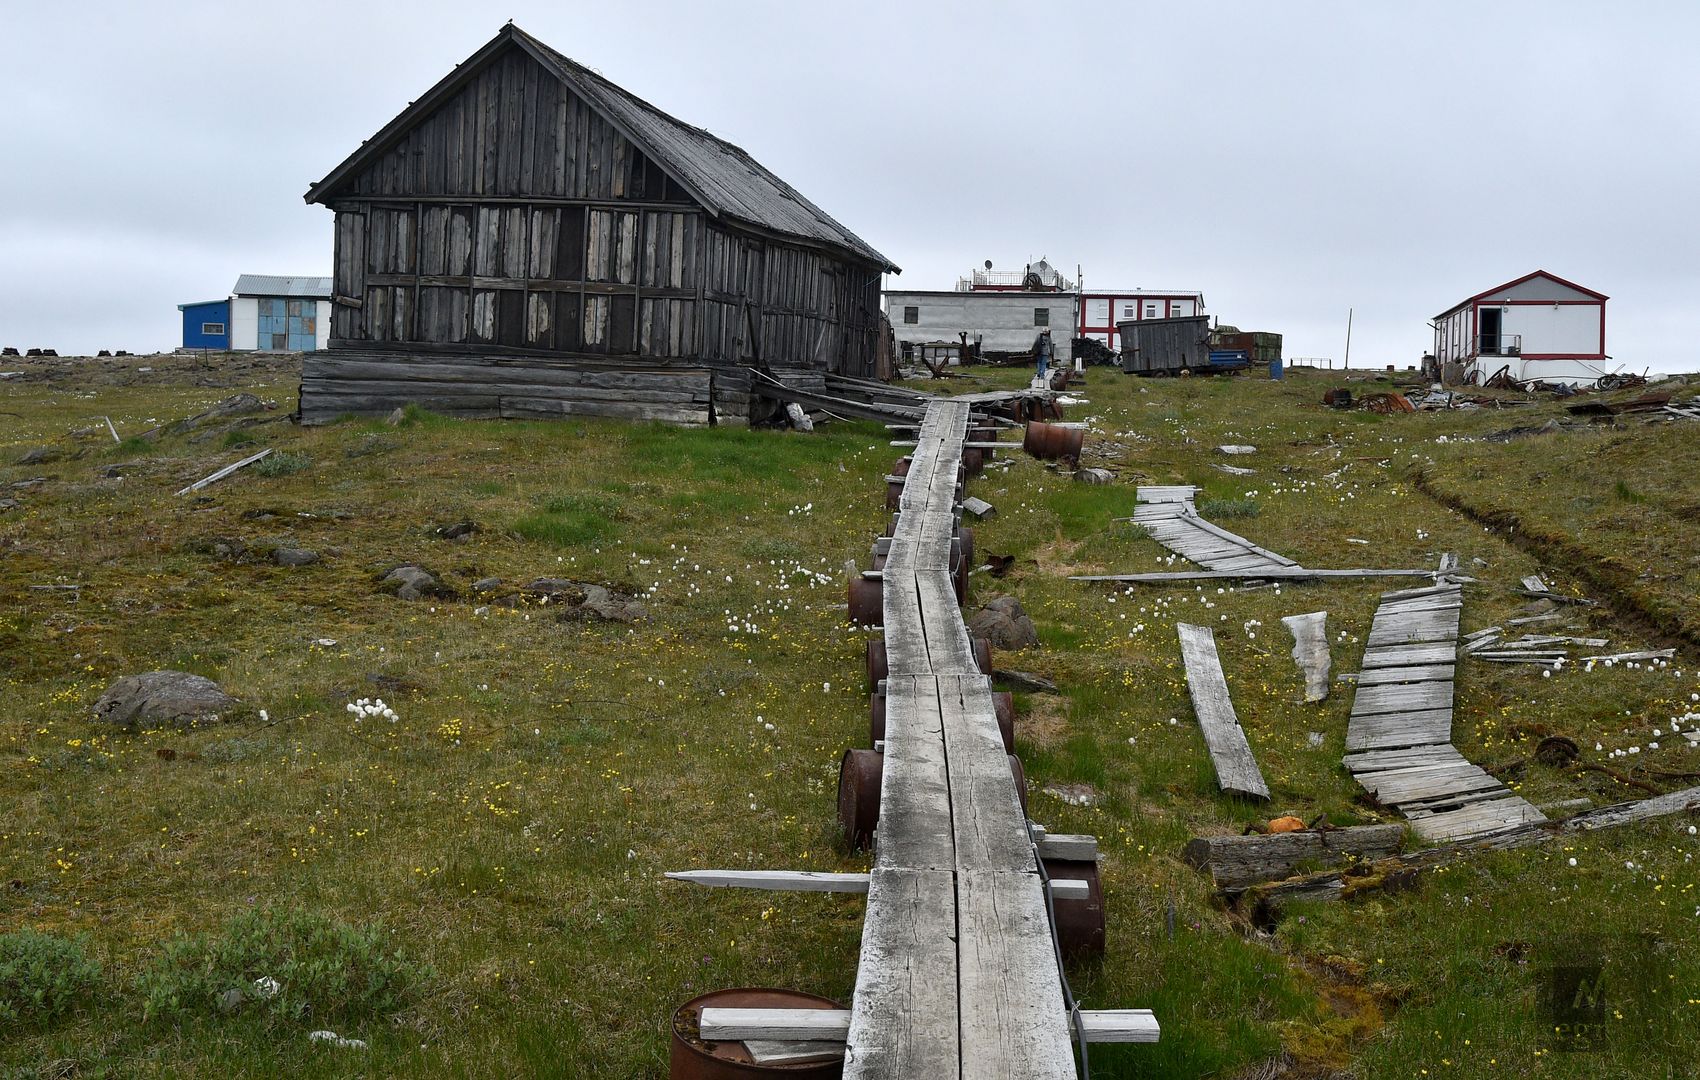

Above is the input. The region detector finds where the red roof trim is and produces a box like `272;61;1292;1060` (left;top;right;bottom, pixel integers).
1434;270;1609;319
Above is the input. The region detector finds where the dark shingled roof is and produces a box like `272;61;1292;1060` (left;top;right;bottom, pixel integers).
307;24;896;273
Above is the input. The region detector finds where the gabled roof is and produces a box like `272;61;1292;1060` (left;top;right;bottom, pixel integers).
1436;270;1607;319
305;24;897;272
233;275;333;299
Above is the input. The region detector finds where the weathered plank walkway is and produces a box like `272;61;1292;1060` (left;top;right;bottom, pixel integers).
1130;486;1298;573
849;397;1083;1078
1343;583;1545;841
1176;623;1270;800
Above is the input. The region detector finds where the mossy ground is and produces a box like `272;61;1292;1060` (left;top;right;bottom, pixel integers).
2;355;1698;1077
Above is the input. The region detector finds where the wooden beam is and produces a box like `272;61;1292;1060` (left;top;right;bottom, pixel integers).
1176;623;1270;801
1072;568;1437;583
175;449;272;496
703;1006;1159;1045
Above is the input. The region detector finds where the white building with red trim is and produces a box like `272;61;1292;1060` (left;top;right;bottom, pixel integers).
1077;289;1206;349
1433;271;1609;385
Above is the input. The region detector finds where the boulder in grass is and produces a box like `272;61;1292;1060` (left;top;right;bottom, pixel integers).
94;671;239;731
968;595;1041;650
381;565;446;601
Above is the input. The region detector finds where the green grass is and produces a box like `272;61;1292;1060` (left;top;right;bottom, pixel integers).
2;356;1698;1077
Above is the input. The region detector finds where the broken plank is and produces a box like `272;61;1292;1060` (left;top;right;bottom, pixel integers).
1176;623;1270;800
1282;611;1331;703
1182;823;1408;890
175;448;272;496
1072;568;1437;583
841;868;960;1077
665;870;870;893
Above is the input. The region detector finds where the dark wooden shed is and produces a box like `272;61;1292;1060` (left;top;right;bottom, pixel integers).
300;23;897;425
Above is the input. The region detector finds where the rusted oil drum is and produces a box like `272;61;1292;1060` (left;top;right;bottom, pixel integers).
1049;367;1072;391
880;514;898;538
971;636;993;676
871;692;1010;753
892;456;912;477
885;479;905;510
955;526;975;572
1008;754;1029;814
870;553;887;572
1022;421;1084;461
837;748;883;850
962;446;984;476
865;639;888;687
993;692;1015;750
671;987;845;1079
1042;858;1107;959
847;575;882;627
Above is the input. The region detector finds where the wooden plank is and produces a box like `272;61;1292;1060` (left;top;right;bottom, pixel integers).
956;870;1077;1080
175;449;273;496
1342;746;1465;773
916;570;979;675
876;676;954;872
841;868;960;1078
1408;796;1546;842
1176;623;1271;800
1357;763;1502;805
1034;834;1098;862
1359;643;1458;668
1350;681;1455;717
745;1041;843;1066
1078;1010;1161;1044
1352;664;1456;687
881;573;931;676
704;1008;852;1041
1364;608;1459;647
665;870;870;893
1072;568;1437;583
1343;709;1453;751
939;675;1035;872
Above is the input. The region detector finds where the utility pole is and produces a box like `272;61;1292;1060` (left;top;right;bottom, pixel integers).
1343;307;1354;370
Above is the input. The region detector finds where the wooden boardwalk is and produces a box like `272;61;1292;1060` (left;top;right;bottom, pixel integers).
1130;486;1298;573
849;398;1081;1078
1343;584;1546;841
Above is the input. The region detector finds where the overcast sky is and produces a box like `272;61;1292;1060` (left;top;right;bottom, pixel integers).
3;1;1695;371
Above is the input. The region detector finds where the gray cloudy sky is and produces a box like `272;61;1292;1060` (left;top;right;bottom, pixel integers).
4;1;1695;371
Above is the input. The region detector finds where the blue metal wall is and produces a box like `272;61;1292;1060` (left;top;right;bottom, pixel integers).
180;301;231;349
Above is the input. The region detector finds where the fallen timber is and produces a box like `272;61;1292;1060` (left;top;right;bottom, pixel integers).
1072;568;1439;583
1175;623;1270;800
1245;784;1700;911
669;397;1153;1076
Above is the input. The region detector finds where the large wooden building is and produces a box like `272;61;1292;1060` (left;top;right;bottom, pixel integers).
300;23;897;424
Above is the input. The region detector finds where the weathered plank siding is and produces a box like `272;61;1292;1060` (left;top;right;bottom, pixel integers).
305;31;889;424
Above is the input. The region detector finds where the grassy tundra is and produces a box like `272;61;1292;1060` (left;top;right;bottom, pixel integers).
2;353;1698;1078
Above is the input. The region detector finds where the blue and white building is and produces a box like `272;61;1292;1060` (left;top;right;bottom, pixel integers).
178;275;333;351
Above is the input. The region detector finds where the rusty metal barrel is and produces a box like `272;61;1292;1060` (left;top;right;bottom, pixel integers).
1042;857;1107;959
972;636;993;676
955;526;975;573
865;638;887;688
837;748;883;849
671;987;845;1078
1022;421;1083;461
1049;367;1072;391
847;574;882;627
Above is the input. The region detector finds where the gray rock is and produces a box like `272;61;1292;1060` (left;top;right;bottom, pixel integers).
434;520;477;541
522;577;584;600
94;671;239;731
1074;467;1114;485
382;565;441;601
16;446;61;465
969;594;1040;649
575;584;647;623
472;577;502;594
272;547;320;567
0;498;18;512
385;408;406;426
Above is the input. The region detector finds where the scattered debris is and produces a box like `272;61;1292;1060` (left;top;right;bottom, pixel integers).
1216;444;1257;455
307;1030;368;1050
1211;463;1255;476
1358;392;1414;414
93;671;239;731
